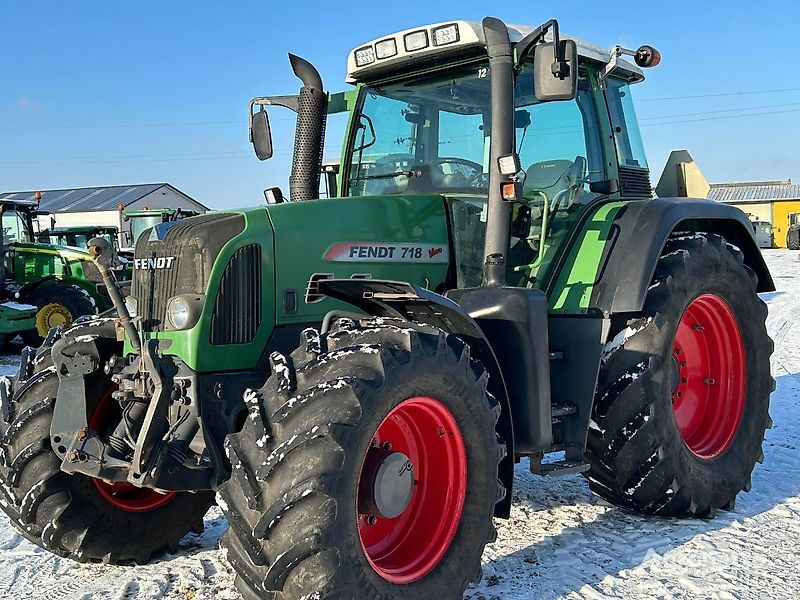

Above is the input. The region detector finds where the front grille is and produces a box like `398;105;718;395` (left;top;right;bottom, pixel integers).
211;244;262;345
619;166;653;198
133;213;245;332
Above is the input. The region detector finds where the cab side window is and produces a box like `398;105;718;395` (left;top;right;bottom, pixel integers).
605;79;648;169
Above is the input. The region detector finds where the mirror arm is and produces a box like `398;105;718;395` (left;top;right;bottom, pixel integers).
248;95;300;142
250;95;299;113
514;18;567;75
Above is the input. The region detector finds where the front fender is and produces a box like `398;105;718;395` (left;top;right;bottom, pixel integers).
591;197;774;314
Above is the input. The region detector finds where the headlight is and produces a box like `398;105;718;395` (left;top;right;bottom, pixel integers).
166;294;204;330
354;45;376;67
124;296;137;318
432;23;459;46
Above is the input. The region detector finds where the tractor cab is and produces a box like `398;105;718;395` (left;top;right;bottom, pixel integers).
39;224;120;251
251;21;658;306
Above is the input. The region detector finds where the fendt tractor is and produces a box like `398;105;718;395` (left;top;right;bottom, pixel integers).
0;17;774;600
1;197;112;346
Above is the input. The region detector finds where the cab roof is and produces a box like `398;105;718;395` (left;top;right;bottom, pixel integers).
346;20;644;84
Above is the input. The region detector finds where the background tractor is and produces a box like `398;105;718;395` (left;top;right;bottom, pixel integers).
39;224;121;252
0;16;774;600
0;198;112;345
121;207;202;254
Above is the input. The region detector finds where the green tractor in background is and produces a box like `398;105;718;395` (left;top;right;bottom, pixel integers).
0;17;774;600
121;207;201;253
39;224;121;252
0;197;112;345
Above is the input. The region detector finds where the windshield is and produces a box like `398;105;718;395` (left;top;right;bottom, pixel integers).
129;216;163;246
346;61;608;291
1;210;32;244
346;62;604;200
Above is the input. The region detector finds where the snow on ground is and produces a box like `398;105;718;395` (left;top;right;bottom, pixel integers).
0;249;798;599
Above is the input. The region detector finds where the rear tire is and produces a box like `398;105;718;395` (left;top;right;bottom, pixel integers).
0;319;214;564
217;318;506;599
21;283;98;347
584;232;773;516
788;229;800;250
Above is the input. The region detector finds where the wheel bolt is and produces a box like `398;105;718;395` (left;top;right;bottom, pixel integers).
680;361;687;367
437;427;445;437
681;377;687;383
692;324;705;332
382;441;392;451
366;515;378;525
76;427;88;441
704;377;716;385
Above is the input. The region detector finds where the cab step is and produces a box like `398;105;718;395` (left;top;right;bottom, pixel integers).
551;402;577;418
540;460;590;477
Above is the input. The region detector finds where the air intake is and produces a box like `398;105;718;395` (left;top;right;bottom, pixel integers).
211;244;262;345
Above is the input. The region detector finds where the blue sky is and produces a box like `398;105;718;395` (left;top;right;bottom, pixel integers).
2;1;798;208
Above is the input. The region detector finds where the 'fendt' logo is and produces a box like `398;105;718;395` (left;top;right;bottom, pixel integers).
134;256;176;270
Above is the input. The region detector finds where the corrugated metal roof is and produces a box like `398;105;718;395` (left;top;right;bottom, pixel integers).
708;180;800;203
0;183;168;213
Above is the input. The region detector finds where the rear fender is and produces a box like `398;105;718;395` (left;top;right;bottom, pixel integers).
591;197;774;315
318;278;515;518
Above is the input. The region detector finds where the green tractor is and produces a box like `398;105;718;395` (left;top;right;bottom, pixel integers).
39;224;121;252
1;198;114;345
0;17;774;600
122;207;202;253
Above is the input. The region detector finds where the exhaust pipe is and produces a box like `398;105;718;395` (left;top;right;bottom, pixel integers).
288;54;327;201
481;17;515;287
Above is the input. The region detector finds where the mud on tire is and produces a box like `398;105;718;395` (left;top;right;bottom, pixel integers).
217;318;506;599
0;318;214;564
584;232;774;517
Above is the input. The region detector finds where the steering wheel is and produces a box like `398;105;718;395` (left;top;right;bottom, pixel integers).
434;157;486;188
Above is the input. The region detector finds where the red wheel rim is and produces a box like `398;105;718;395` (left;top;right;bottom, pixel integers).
89;388;177;512
672;294;746;459
357;396;467;584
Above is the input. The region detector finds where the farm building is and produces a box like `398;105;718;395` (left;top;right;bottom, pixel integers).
0;183;207;247
707;179;800;248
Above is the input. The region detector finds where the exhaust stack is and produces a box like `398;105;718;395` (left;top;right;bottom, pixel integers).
288;54;327;201
481;18;515;287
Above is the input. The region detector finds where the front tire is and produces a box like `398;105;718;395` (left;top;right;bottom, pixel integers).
584;232;773;516
0;320;215;563
217;318;505;599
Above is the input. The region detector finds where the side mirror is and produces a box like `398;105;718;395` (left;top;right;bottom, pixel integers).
534;40;578;102
250;110;273;161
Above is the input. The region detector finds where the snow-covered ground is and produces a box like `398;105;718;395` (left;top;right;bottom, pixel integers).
1;249;798;599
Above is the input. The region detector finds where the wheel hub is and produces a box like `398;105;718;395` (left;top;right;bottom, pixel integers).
359;449;415;519
671;293;746;459
357;396;467;584
36;303;72;336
